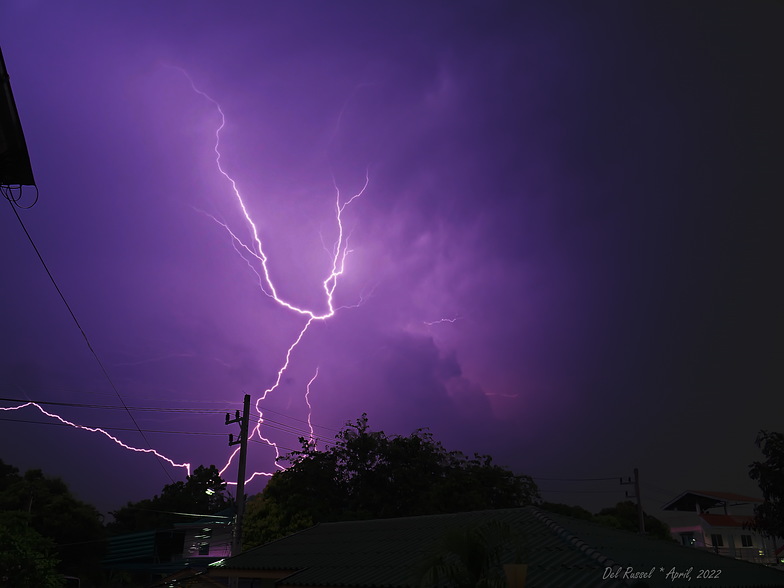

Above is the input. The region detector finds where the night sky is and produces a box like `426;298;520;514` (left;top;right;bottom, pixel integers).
1;1;782;516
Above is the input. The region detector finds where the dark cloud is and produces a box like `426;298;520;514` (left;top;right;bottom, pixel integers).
0;1;781;514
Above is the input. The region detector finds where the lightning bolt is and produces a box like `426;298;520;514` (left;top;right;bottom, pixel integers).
305;368;319;447
180;71;368;484
2;68;366;491
0;402;191;473
424;315;461;326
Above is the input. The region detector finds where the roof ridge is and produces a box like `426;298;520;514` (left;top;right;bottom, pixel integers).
530;508;621;571
316;505;530;526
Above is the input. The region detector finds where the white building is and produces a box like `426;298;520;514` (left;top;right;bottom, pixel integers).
660;490;782;565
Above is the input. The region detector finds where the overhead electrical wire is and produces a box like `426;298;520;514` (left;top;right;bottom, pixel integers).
0;415;225;436
0;396;228;414
531;476;621;482
251;404;341;434
0;394;340;433
5;201;176;482
0;397;337;449
537;488;624;494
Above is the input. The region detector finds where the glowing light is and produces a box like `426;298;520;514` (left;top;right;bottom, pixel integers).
3;69;367;489
0;402;191;473
424;316;461;326
305;368;319;447
181;70;368;484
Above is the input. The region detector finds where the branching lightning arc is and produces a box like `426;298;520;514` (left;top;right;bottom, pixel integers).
181;72;368;484
1;69;368;488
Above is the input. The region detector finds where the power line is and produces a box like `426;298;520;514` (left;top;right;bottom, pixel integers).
248;437;303;455
247;414;334;445
0;415;224;436
532;476;621;482
6;201;175;483
0;396;228;414
0;395;339;444
0;415;315;455
255;404;341;433
1;394;341;439
538;489;623;494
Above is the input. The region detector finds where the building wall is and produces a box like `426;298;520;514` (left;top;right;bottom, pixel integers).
668;522;776;564
182;526;232;558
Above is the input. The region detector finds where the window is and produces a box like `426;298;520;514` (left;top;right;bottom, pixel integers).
680;532;695;546
711;534;723;547
741;535;753;547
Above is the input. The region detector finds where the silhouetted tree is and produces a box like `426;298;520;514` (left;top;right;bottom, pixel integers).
595;501;672;540
0;511;63;588
0;459;104;585
244;414;539;547
749;430;784;539
108;464;233;534
538;502;594;520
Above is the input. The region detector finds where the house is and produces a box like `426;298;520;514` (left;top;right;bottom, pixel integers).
103;510;233;586
103;529;190;576
661;490;782;564
175;511;233;560
205;506;784;587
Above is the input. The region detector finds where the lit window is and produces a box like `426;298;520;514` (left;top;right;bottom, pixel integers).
680;532;695;546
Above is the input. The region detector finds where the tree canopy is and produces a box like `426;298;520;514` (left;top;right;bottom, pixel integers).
108;464;233;534
0;511;63;588
594;501;672;541
244;414;539;547
539;501;673;541
749;430;784;539
538;502;594;521
0;459;104;586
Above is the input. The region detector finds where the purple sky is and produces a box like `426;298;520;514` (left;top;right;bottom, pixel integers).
1;1;782;516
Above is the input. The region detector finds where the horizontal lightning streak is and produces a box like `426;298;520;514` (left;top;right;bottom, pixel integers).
424;315;461;326
0;403;191;473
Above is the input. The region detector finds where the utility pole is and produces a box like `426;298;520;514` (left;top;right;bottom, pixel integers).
620;468;645;535
226;394;250;560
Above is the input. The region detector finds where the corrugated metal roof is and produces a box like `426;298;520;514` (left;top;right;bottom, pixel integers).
542;511;784;588
210;507;784;588
212;508;627;587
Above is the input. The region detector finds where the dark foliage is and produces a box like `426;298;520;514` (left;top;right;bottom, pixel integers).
749;430;784;539
0;511;63;588
108;465;233;534
540;501;673;541
0;459;104;585
595;501;673;541
538;502;593;520
244;414;539;546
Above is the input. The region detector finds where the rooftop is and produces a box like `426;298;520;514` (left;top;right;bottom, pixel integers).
209;506;784;587
663;490;763;513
